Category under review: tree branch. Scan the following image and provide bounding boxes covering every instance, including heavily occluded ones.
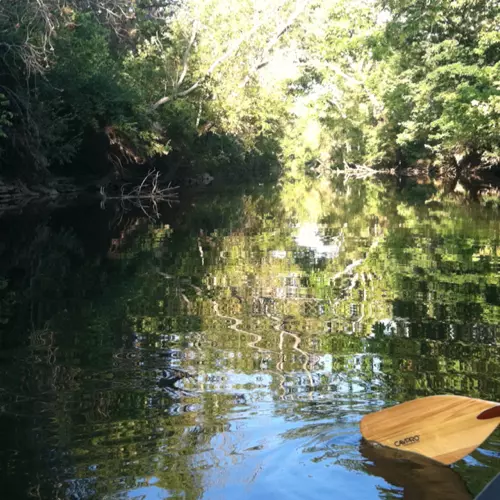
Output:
[327,97,346,119]
[304,59,384,112]
[153,14,268,109]
[177,19,199,89]
[240,0,312,87]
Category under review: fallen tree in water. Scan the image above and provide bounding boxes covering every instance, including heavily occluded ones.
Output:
[100,169,179,219]
[330,162,395,180]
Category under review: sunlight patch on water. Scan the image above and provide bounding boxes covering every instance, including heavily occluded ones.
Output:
[294,222,342,259]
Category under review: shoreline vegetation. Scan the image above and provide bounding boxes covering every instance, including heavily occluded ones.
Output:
[0,0,499,203]
[3,164,500,216]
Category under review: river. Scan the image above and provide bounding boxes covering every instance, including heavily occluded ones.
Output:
[1,176,499,499]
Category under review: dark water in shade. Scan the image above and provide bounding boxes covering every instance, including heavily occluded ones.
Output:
[1,177,500,499]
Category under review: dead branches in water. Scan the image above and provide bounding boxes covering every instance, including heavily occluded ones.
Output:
[100,169,179,219]
[331,161,392,180]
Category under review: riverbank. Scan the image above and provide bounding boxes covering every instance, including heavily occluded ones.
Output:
[0,177,84,213]
[3,161,500,215]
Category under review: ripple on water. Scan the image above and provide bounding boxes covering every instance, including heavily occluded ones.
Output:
[2,181,500,498]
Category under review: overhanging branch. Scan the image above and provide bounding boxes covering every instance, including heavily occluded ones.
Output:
[153,16,267,109]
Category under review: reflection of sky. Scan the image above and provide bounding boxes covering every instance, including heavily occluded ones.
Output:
[183,346,390,499]
[115,370,387,500]
[294,223,341,259]
[183,349,377,403]
[123,483,169,499]
[191,368,368,395]
[195,401,387,500]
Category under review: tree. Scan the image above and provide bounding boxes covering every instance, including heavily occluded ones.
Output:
[381,0,500,170]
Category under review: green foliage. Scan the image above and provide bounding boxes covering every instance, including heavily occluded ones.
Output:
[381,0,500,164]
[51,15,127,126]
[282,0,500,171]
[0,2,167,173]
[1,0,499,178]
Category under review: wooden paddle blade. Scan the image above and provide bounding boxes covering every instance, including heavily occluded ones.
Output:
[360,395,500,465]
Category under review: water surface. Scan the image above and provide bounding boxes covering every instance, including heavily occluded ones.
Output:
[1,177,500,499]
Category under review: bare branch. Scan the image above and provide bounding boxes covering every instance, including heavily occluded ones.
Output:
[177,19,199,89]
[101,169,179,219]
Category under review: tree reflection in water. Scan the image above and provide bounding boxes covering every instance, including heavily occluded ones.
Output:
[1,178,500,498]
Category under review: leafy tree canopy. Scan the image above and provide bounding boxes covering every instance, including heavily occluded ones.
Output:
[0,0,498,178]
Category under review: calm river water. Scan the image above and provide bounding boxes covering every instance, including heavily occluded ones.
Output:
[1,177,500,499]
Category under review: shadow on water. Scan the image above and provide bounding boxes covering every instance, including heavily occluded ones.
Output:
[1,178,500,498]
[360,441,472,500]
